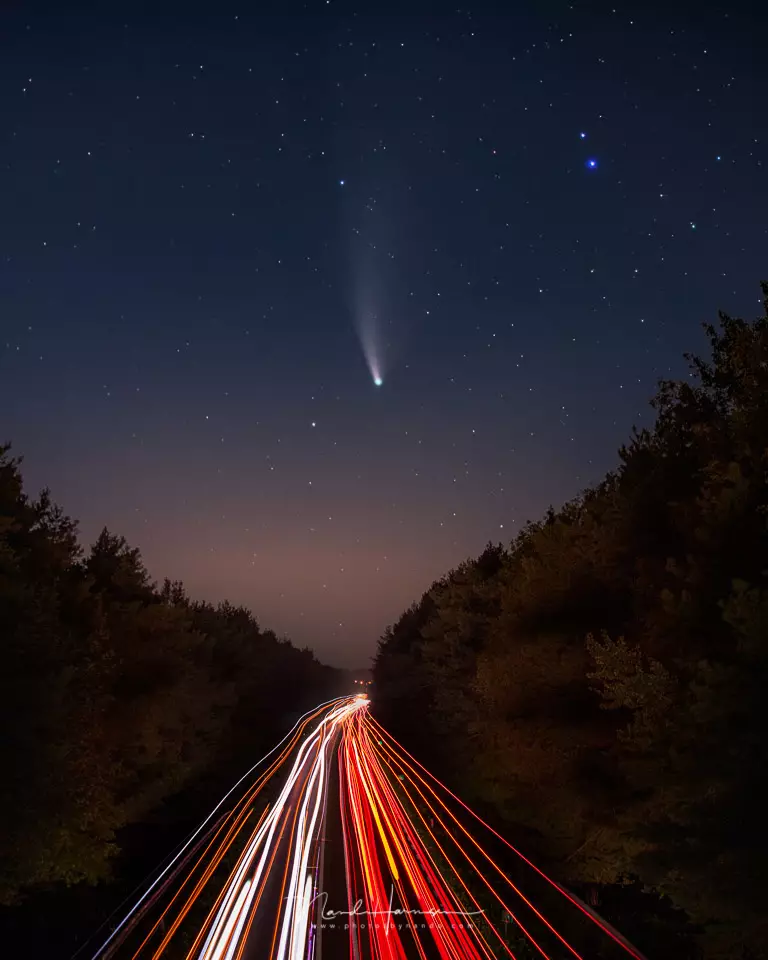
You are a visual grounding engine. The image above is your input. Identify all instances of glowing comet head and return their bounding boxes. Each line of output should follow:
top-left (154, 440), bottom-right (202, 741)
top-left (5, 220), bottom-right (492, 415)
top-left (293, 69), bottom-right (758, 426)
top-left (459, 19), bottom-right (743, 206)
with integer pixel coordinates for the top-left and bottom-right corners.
top-left (357, 314), bottom-right (385, 388)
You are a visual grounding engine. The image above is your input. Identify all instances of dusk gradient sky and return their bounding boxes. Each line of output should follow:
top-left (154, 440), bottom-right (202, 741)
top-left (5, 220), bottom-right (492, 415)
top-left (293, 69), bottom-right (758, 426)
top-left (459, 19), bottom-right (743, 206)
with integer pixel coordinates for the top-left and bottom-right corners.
top-left (1, 2), bottom-right (765, 666)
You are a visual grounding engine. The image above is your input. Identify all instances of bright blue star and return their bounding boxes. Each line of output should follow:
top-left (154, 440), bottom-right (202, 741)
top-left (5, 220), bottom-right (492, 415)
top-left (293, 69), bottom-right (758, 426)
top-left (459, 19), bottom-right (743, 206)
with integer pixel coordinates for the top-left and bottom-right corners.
top-left (339, 179), bottom-right (345, 186)
top-left (579, 132), bottom-right (587, 139)
top-left (585, 158), bottom-right (598, 170)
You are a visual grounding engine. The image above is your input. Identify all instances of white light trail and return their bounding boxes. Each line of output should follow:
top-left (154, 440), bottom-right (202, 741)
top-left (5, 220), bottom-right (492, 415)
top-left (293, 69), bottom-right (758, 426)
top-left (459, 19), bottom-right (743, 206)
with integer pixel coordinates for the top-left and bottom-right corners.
top-left (88, 696), bottom-right (351, 960)
top-left (199, 699), bottom-right (362, 960)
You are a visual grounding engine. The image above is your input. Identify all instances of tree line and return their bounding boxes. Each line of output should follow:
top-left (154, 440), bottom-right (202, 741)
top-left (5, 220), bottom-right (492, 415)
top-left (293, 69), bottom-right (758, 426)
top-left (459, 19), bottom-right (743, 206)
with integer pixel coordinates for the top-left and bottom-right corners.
top-left (0, 449), bottom-right (345, 908)
top-left (372, 282), bottom-right (768, 960)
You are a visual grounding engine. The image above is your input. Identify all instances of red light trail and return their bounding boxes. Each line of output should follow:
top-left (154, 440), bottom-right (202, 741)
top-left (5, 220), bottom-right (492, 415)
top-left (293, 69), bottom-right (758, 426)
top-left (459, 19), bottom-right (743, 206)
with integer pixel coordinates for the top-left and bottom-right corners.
top-left (86, 696), bottom-right (647, 960)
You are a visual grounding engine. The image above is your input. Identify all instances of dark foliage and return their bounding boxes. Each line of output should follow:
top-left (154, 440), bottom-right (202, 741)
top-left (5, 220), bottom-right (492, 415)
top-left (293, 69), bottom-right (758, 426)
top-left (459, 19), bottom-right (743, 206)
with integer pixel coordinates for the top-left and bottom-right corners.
top-left (373, 282), bottom-right (768, 959)
top-left (0, 453), bottom-right (343, 906)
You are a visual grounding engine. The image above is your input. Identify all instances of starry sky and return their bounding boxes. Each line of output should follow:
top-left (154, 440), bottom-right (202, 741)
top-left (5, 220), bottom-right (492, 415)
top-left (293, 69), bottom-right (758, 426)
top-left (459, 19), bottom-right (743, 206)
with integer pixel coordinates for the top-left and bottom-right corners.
top-left (1, 2), bottom-right (765, 667)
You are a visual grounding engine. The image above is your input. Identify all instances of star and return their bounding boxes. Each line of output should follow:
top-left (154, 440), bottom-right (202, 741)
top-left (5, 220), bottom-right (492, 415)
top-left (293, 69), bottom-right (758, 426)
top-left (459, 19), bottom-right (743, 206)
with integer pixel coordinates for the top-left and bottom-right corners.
top-left (2, 4), bottom-right (760, 686)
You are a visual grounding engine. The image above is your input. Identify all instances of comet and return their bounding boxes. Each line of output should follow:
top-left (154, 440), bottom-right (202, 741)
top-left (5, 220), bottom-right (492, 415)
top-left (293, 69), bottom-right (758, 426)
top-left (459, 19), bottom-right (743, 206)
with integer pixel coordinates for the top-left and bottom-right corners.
top-left (348, 195), bottom-right (393, 387)
top-left (357, 309), bottom-right (385, 388)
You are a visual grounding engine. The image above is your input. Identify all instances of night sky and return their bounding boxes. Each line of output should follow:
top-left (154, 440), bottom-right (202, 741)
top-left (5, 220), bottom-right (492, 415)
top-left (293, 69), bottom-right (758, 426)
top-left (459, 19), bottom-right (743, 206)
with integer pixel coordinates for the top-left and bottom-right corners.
top-left (1, 3), bottom-right (765, 666)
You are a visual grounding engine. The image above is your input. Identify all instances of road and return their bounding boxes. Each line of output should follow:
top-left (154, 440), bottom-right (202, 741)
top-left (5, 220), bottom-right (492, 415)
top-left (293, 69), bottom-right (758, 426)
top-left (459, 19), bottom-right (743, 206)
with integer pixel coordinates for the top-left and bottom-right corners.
top-left (88, 695), bottom-right (647, 960)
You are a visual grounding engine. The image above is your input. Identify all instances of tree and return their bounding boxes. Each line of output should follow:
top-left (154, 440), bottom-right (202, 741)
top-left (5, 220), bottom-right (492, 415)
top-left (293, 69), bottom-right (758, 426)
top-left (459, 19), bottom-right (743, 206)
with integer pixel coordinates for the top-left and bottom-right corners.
top-left (372, 282), bottom-right (768, 958)
top-left (0, 443), bottom-right (344, 905)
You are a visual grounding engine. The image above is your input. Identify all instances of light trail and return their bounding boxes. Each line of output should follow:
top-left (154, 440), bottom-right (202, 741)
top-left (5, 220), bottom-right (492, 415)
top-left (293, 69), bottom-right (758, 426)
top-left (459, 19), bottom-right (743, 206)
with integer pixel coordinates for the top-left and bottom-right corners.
top-left (87, 697), bottom-right (345, 960)
top-left (88, 693), bottom-right (647, 960)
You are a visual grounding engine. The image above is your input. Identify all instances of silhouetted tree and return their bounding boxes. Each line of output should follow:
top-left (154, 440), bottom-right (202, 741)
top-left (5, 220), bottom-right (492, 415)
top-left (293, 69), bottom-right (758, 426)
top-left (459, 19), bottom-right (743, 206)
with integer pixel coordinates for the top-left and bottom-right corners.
top-left (373, 282), bottom-right (768, 959)
top-left (0, 443), bottom-right (344, 905)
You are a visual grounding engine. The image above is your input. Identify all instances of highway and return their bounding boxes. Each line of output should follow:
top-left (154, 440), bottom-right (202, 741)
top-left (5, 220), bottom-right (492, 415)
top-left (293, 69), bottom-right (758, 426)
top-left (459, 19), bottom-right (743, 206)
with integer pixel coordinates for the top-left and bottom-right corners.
top-left (87, 695), bottom-right (647, 960)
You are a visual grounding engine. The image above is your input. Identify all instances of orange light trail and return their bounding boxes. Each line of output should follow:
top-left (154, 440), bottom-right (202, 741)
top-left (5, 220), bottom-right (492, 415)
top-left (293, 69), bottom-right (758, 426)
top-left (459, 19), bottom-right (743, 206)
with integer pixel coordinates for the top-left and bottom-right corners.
top-left (87, 694), bottom-right (648, 960)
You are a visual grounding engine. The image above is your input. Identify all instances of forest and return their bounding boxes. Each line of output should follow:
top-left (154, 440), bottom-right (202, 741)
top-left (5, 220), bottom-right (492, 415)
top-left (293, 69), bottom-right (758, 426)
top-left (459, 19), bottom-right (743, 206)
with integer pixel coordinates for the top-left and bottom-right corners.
top-left (0, 451), bottom-right (346, 945)
top-left (2, 284), bottom-right (767, 960)
top-left (373, 282), bottom-right (768, 960)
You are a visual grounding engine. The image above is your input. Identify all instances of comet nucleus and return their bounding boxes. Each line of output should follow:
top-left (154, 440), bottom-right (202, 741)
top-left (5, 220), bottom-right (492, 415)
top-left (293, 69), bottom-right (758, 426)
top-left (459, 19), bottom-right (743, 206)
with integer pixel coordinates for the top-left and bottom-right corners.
top-left (356, 309), bottom-right (385, 389)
